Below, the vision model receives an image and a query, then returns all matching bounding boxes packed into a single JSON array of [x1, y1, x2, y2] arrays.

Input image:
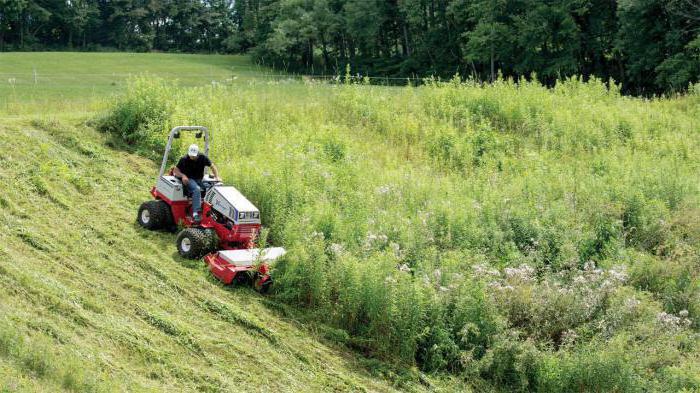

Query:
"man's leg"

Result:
[[186, 180, 202, 214]]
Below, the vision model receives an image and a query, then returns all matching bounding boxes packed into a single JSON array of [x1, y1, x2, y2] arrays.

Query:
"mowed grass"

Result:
[[0, 52, 277, 116], [0, 119, 450, 392]]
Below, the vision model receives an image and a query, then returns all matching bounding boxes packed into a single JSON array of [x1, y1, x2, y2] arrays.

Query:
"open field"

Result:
[[0, 53, 277, 116], [1, 52, 699, 391]]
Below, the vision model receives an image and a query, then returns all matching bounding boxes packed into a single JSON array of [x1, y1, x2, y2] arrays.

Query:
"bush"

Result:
[[95, 76, 174, 157]]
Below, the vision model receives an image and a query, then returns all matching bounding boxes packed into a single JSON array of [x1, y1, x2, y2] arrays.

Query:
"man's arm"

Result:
[[209, 163, 220, 180], [172, 166, 189, 185]]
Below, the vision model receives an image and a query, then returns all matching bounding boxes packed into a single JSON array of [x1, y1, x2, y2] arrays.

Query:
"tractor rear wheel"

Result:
[[138, 200, 171, 230], [176, 228, 209, 259]]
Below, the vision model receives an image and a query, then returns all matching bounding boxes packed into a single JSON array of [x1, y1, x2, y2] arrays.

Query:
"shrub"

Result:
[[95, 76, 174, 157]]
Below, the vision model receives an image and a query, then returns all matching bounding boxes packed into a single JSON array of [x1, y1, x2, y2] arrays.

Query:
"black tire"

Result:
[[176, 228, 209, 259], [137, 200, 171, 230], [157, 200, 174, 227]]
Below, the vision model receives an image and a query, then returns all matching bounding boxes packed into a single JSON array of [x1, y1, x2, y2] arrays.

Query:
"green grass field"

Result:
[[1, 52, 699, 392], [0, 52, 280, 116]]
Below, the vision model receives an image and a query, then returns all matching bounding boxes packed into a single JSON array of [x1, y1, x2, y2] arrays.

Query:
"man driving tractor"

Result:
[[172, 144, 220, 222]]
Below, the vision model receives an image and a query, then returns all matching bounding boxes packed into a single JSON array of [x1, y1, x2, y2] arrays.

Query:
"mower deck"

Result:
[[204, 247, 286, 285]]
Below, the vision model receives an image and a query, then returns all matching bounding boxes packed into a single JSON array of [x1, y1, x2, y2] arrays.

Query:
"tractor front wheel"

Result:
[[176, 228, 209, 259], [138, 200, 172, 230]]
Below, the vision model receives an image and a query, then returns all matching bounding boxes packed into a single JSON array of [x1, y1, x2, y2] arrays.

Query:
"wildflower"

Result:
[[389, 242, 402, 257], [377, 185, 390, 195], [310, 231, 325, 240], [504, 264, 535, 282], [433, 269, 442, 282], [560, 329, 578, 346], [608, 266, 628, 283], [472, 264, 499, 277], [328, 243, 344, 255], [657, 312, 683, 330], [624, 298, 640, 310], [397, 263, 411, 273]]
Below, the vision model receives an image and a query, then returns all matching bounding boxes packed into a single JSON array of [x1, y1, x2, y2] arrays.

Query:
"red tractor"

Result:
[[136, 126, 284, 292]]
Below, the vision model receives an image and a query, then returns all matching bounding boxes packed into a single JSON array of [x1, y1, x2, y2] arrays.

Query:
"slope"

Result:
[[0, 118, 422, 392]]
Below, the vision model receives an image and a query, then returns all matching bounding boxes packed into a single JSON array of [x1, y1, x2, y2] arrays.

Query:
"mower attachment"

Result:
[[204, 247, 286, 292]]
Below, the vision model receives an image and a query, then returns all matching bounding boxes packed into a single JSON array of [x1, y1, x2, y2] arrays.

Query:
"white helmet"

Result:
[[188, 144, 199, 157]]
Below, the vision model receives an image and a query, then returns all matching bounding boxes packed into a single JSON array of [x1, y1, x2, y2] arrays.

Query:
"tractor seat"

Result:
[[167, 168, 208, 198]]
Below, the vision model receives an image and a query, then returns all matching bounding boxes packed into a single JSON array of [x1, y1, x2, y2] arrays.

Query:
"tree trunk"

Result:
[[321, 38, 330, 70], [490, 41, 494, 83], [402, 22, 410, 56]]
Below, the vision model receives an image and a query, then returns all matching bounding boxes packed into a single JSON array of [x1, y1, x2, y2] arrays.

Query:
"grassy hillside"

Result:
[[1, 52, 699, 391], [96, 76, 700, 391], [0, 118, 448, 392]]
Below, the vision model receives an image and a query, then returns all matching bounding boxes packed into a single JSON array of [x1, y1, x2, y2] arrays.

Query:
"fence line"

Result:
[[0, 71, 428, 82]]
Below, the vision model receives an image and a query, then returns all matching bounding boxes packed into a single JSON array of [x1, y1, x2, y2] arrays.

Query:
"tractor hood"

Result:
[[205, 186, 261, 224]]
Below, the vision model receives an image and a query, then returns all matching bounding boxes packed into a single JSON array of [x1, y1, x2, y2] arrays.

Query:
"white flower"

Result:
[[473, 264, 500, 277], [657, 312, 682, 329], [397, 263, 411, 273], [504, 264, 535, 282], [608, 266, 628, 283], [377, 185, 390, 195], [310, 231, 325, 240], [328, 243, 344, 255], [624, 298, 640, 310]]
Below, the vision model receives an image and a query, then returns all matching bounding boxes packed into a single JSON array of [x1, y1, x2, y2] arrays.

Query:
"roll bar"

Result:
[[159, 126, 209, 177]]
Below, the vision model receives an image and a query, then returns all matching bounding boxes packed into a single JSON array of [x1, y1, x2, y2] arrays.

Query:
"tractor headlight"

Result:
[[253, 212, 260, 219], [239, 212, 246, 219]]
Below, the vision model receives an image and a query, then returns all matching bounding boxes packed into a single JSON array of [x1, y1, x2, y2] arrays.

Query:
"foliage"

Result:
[[0, 119, 415, 392], [1, 1, 698, 94], [246, 0, 699, 94], [95, 76, 173, 158], [100, 75, 700, 391]]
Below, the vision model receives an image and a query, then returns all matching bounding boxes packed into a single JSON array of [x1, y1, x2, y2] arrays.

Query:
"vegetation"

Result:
[[0, 118, 441, 392], [2, 52, 698, 391], [0, 52, 272, 114], [247, 0, 700, 94], [94, 74, 700, 391], [1, 1, 698, 94]]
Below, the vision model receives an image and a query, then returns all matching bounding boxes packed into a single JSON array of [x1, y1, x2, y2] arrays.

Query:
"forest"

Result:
[[0, 1, 698, 92]]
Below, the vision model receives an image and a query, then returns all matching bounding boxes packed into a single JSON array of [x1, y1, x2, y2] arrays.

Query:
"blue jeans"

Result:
[[186, 179, 206, 214]]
